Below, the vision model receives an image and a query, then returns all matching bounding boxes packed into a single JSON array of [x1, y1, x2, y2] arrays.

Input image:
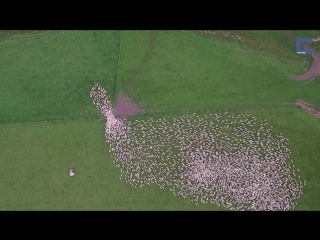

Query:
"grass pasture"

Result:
[[0, 30, 320, 210], [118, 30, 320, 115], [1, 120, 229, 210], [0, 30, 120, 123]]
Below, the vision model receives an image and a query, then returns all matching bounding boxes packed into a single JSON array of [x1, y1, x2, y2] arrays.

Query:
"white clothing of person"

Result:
[[69, 169, 75, 176]]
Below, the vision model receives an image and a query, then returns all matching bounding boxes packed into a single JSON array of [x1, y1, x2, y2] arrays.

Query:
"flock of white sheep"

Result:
[[90, 83, 305, 211]]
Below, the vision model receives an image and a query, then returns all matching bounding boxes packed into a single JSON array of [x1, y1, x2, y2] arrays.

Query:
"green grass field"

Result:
[[1, 120, 229, 210], [118, 30, 320, 114], [0, 30, 119, 123], [1, 30, 320, 210]]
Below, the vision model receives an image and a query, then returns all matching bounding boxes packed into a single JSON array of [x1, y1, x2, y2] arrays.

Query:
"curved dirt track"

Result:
[[289, 51, 320, 82], [283, 30, 320, 82]]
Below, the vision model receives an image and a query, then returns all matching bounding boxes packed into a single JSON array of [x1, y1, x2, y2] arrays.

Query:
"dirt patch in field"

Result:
[[296, 100, 320, 118], [113, 93, 143, 121]]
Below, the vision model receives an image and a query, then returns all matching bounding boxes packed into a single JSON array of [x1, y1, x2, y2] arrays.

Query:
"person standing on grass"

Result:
[[69, 168, 75, 177]]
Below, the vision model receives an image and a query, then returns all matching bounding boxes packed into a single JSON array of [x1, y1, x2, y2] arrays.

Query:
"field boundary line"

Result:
[[114, 30, 122, 114], [0, 102, 308, 125], [0, 117, 103, 125], [129, 102, 298, 118]]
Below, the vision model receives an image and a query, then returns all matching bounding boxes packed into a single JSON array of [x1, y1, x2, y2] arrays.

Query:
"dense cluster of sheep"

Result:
[[90, 83, 305, 211]]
